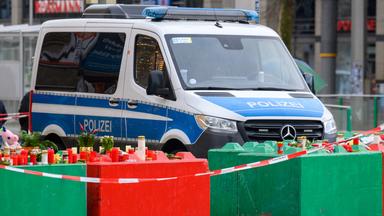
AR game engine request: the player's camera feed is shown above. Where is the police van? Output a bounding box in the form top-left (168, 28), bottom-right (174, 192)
top-left (30, 5), bottom-right (337, 157)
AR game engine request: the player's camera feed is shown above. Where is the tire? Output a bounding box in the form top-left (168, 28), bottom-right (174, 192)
top-left (162, 140), bottom-right (187, 154)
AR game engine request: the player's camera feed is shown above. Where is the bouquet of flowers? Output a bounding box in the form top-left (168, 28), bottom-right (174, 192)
top-left (77, 123), bottom-right (98, 148)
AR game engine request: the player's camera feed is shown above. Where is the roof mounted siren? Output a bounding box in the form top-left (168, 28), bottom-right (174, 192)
top-left (82, 4), bottom-right (161, 19)
top-left (142, 7), bottom-right (260, 23)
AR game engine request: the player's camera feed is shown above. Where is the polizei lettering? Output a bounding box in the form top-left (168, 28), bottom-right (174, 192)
top-left (247, 101), bottom-right (304, 109)
top-left (84, 119), bottom-right (112, 133)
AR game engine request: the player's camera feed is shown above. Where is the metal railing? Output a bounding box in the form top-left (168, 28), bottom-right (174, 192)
top-left (318, 95), bottom-right (384, 131)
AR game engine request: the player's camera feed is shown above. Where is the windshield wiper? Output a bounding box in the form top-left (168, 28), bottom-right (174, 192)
top-left (242, 87), bottom-right (298, 91)
top-left (187, 87), bottom-right (239, 90)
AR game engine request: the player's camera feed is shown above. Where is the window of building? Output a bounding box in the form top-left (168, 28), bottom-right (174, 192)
top-left (0, 0), bottom-right (11, 20)
top-left (134, 34), bottom-right (167, 89)
top-left (36, 32), bottom-right (126, 94)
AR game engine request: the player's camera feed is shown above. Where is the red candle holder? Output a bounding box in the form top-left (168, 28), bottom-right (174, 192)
top-left (80, 151), bottom-right (87, 161)
top-left (89, 151), bottom-right (97, 162)
top-left (48, 149), bottom-right (55, 164)
top-left (30, 154), bottom-right (37, 165)
top-left (17, 155), bottom-right (24, 165)
top-left (12, 155), bottom-right (18, 166)
top-left (111, 148), bottom-right (119, 162)
top-left (67, 148), bottom-right (73, 163)
top-left (72, 154), bottom-right (78, 163)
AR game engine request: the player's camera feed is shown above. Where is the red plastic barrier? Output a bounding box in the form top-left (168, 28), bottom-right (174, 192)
top-left (87, 152), bottom-right (210, 216)
top-left (370, 143), bottom-right (384, 216)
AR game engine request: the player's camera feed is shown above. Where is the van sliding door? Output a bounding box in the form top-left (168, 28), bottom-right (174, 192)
top-left (74, 24), bottom-right (131, 141)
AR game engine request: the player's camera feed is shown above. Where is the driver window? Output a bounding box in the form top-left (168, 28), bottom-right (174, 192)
top-left (134, 34), bottom-right (168, 89)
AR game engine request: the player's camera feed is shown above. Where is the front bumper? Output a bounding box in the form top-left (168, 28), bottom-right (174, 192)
top-left (186, 129), bottom-right (244, 158)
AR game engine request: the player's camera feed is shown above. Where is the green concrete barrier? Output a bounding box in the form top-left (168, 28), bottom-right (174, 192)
top-left (209, 142), bottom-right (382, 216)
top-left (208, 142), bottom-right (246, 216)
top-left (0, 164), bottom-right (86, 216)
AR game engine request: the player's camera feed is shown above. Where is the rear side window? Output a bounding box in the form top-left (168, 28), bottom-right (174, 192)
top-left (36, 32), bottom-right (126, 94)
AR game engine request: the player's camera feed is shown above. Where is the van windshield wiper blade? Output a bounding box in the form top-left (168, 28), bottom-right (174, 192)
top-left (243, 87), bottom-right (298, 91)
top-left (187, 87), bottom-right (239, 90)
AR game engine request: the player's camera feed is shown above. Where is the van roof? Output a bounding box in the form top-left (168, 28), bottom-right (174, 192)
top-left (41, 18), bottom-right (280, 37)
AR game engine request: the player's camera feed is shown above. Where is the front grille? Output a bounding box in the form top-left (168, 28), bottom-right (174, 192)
top-left (242, 120), bottom-right (324, 141)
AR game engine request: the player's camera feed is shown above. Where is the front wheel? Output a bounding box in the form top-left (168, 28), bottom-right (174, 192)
top-left (161, 140), bottom-right (187, 155)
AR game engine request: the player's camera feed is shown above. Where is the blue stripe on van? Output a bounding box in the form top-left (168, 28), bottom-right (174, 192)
top-left (32, 113), bottom-right (75, 135)
top-left (32, 93), bottom-right (204, 144)
top-left (33, 94), bottom-right (75, 105)
top-left (203, 97), bottom-right (324, 118)
top-left (166, 109), bottom-right (204, 144)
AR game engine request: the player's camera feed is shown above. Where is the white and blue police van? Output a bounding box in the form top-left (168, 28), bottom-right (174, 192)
top-left (30, 5), bottom-right (337, 157)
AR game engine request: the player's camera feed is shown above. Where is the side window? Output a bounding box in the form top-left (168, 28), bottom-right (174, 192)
top-left (36, 32), bottom-right (126, 94)
top-left (134, 34), bottom-right (167, 89)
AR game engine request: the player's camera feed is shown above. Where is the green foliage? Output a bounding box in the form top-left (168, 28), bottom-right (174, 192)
top-left (77, 131), bottom-right (96, 148)
top-left (100, 136), bottom-right (114, 152)
top-left (20, 130), bottom-right (40, 147)
top-left (20, 130), bottom-right (58, 152)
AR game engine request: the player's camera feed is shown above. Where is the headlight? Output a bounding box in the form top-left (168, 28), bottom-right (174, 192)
top-left (324, 117), bottom-right (337, 134)
top-left (195, 115), bottom-right (238, 133)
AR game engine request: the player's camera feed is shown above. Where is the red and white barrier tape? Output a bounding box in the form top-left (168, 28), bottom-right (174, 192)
top-left (0, 146), bottom-right (324, 184)
top-left (0, 124), bottom-right (383, 184)
top-left (0, 112), bottom-right (29, 117)
top-left (0, 115), bottom-right (28, 122)
top-left (334, 123), bottom-right (384, 145)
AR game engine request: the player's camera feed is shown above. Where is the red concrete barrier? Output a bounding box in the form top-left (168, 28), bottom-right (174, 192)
top-left (87, 152), bottom-right (210, 216)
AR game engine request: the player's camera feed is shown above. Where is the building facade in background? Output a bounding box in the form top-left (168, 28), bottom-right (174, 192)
top-left (0, 0), bottom-right (203, 25)
top-left (293, 0), bottom-right (383, 94)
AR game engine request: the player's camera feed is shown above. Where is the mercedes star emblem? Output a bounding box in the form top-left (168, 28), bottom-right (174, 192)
top-left (280, 125), bottom-right (297, 140)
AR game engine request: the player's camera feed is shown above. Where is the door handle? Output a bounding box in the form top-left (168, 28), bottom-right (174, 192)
top-left (127, 100), bottom-right (138, 109)
top-left (109, 98), bottom-right (119, 107)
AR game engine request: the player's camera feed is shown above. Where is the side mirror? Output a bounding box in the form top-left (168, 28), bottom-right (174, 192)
top-left (147, 70), bottom-right (171, 97)
top-left (303, 72), bottom-right (315, 94)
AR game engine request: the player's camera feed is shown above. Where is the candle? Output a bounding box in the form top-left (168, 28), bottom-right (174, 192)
top-left (17, 155), bottom-right (23, 165)
top-left (11, 154), bottom-right (18, 166)
top-left (48, 149), bottom-right (55, 164)
top-left (30, 153), bottom-right (37, 165)
top-left (277, 142), bottom-right (284, 155)
top-left (23, 155), bottom-right (28, 165)
top-left (4, 147), bottom-right (10, 156)
top-left (21, 149), bottom-right (28, 156)
top-left (67, 148), bottom-right (73, 163)
top-left (80, 151), bottom-right (87, 161)
top-left (89, 151), bottom-right (97, 162)
top-left (16, 146), bottom-right (22, 155)
top-left (353, 138), bottom-right (359, 145)
top-left (121, 154), bottom-right (129, 162)
top-left (41, 150), bottom-right (48, 165)
top-left (137, 136), bottom-right (146, 161)
top-left (72, 147), bottom-right (78, 155)
top-left (111, 148), bottom-right (119, 162)
top-left (72, 154), bottom-right (78, 163)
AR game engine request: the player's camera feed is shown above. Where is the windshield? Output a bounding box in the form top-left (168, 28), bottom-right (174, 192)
top-left (165, 35), bottom-right (308, 91)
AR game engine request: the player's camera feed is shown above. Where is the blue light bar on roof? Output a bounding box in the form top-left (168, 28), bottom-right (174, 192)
top-left (142, 7), bottom-right (259, 23)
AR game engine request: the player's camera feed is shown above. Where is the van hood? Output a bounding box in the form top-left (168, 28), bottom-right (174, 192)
top-left (192, 91), bottom-right (324, 119)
